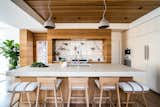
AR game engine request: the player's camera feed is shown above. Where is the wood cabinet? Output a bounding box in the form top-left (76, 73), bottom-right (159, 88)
top-left (47, 29), bottom-right (111, 63)
top-left (20, 29), bottom-right (33, 66)
top-left (20, 29), bottom-right (112, 65)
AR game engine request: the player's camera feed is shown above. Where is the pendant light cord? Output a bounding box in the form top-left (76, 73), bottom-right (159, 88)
top-left (102, 0), bottom-right (106, 18)
top-left (48, 0), bottom-right (52, 20)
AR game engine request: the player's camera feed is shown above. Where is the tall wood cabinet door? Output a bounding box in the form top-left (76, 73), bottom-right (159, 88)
top-left (146, 34), bottom-right (160, 93)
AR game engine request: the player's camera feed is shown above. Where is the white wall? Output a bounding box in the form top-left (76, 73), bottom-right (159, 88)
top-left (0, 22), bottom-right (19, 74)
top-left (123, 7), bottom-right (160, 93)
top-left (112, 31), bottom-right (122, 64)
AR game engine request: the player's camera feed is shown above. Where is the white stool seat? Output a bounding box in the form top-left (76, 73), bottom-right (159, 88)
top-left (40, 79), bottom-right (62, 90)
top-left (8, 82), bottom-right (38, 92)
top-left (95, 80), bottom-right (116, 90)
top-left (119, 82), bottom-right (149, 92)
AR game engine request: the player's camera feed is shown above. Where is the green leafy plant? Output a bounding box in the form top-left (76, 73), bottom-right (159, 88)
top-left (31, 62), bottom-right (48, 67)
top-left (0, 40), bottom-right (20, 70)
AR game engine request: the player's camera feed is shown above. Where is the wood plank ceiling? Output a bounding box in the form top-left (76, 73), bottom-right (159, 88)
top-left (24, 0), bottom-right (160, 23)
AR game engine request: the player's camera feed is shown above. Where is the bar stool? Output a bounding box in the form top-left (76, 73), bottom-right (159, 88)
top-left (119, 81), bottom-right (149, 107)
top-left (35, 78), bottom-right (63, 107)
top-left (93, 77), bottom-right (121, 107)
top-left (67, 77), bottom-right (89, 107)
top-left (8, 82), bottom-right (38, 107)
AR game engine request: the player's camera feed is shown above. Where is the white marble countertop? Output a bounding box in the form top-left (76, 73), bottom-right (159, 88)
top-left (6, 64), bottom-right (144, 77)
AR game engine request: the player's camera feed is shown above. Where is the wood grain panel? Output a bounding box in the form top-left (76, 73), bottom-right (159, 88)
top-left (24, 0), bottom-right (160, 23)
top-left (47, 29), bottom-right (111, 63)
top-left (20, 29), bottom-right (34, 66)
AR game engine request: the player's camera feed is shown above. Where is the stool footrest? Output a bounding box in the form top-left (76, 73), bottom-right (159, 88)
top-left (71, 97), bottom-right (86, 99)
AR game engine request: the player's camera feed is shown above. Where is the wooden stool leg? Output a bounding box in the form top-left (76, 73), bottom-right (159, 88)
top-left (18, 93), bottom-right (21, 107)
top-left (126, 93), bottom-right (131, 107)
top-left (142, 93), bottom-right (148, 107)
top-left (108, 91), bottom-right (112, 107)
top-left (35, 85), bottom-right (40, 107)
top-left (109, 91), bottom-right (115, 107)
top-left (60, 87), bottom-right (64, 107)
top-left (92, 87), bottom-right (96, 107)
top-left (99, 88), bottom-right (103, 107)
top-left (26, 93), bottom-right (32, 107)
top-left (44, 91), bottom-right (47, 107)
top-left (10, 92), bottom-right (16, 107)
top-left (116, 84), bottom-right (121, 107)
top-left (67, 88), bottom-right (71, 107)
top-left (53, 87), bottom-right (58, 107)
top-left (85, 88), bottom-right (89, 107)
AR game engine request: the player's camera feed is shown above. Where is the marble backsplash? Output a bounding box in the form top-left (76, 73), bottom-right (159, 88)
top-left (55, 40), bottom-right (103, 62)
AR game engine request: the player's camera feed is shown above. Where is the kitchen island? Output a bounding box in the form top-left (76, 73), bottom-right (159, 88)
top-left (6, 63), bottom-right (144, 106)
top-left (7, 63), bottom-right (144, 77)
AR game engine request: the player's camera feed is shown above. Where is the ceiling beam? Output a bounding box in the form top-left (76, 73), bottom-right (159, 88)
top-left (11, 0), bottom-right (45, 25)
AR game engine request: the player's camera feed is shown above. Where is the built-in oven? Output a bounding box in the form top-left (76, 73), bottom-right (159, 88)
top-left (124, 48), bottom-right (131, 67)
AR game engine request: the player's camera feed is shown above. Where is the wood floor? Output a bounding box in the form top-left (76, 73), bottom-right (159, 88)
top-left (0, 78), bottom-right (160, 107)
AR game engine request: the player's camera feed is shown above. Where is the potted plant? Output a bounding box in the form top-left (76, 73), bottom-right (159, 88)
top-left (0, 40), bottom-right (20, 70)
top-left (55, 51), bottom-right (60, 61)
top-left (31, 62), bottom-right (48, 67)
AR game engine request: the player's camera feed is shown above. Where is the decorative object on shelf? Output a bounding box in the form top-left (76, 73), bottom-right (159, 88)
top-left (98, 58), bottom-right (101, 62)
top-left (74, 46), bottom-right (77, 51)
top-left (80, 42), bottom-right (84, 45)
top-left (63, 43), bottom-right (68, 46)
top-left (0, 40), bottom-right (19, 70)
top-left (91, 47), bottom-right (95, 51)
top-left (55, 51), bottom-right (60, 56)
top-left (58, 46), bottom-right (66, 51)
top-left (99, 0), bottom-right (109, 29)
top-left (31, 62), bottom-right (48, 67)
top-left (59, 57), bottom-right (66, 62)
top-left (61, 61), bottom-right (67, 68)
top-left (94, 41), bottom-right (101, 50)
top-left (88, 59), bottom-right (93, 62)
top-left (55, 51), bottom-right (60, 61)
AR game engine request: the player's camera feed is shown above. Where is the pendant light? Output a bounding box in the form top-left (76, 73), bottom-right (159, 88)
top-left (99, 0), bottom-right (109, 29)
top-left (44, 0), bottom-right (55, 29)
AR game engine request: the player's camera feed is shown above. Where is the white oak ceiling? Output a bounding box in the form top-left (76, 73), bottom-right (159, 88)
top-left (24, 0), bottom-right (160, 23)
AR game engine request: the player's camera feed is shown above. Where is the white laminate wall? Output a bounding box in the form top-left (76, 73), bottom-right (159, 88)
top-left (123, 7), bottom-right (160, 93)
top-left (111, 31), bottom-right (122, 64)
